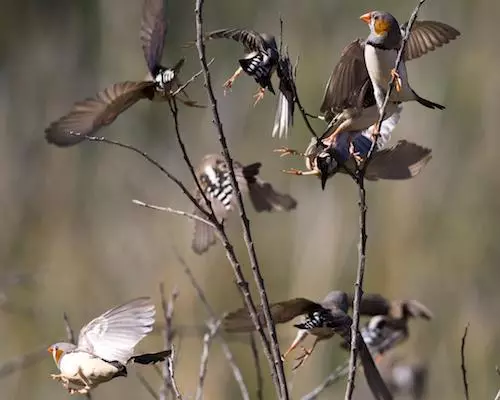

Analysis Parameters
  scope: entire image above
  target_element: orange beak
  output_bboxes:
[360,12,372,24]
[47,346,53,353]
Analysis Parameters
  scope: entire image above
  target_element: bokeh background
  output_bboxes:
[0,0,498,399]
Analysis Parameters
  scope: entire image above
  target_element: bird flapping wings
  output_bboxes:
[140,0,168,76]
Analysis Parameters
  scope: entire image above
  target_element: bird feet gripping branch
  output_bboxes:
[390,68,402,92]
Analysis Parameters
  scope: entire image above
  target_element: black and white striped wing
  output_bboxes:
[205,28,267,52]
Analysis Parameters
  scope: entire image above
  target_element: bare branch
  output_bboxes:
[136,371,160,400]
[167,347,182,400]
[194,1,288,397]
[302,361,349,400]
[345,2,427,399]
[249,333,264,400]
[172,247,250,400]
[132,199,215,228]
[461,323,470,400]
[195,320,221,400]
[171,58,215,97]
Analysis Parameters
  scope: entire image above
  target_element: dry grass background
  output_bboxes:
[0,0,499,399]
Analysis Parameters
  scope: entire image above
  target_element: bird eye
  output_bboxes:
[373,15,379,20]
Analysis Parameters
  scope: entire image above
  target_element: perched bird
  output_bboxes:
[204,29,279,104]
[277,106,432,189]
[47,298,170,395]
[223,291,392,400]
[319,14,459,146]
[191,154,297,254]
[45,0,201,147]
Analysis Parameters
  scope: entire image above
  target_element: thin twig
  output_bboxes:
[172,247,250,400]
[495,389,500,400]
[302,361,349,400]
[132,199,215,228]
[461,323,470,400]
[195,321,221,400]
[171,58,215,97]
[0,348,46,379]
[249,333,264,400]
[63,313,92,400]
[195,1,288,398]
[137,371,160,400]
[160,284,182,400]
[345,2,427,399]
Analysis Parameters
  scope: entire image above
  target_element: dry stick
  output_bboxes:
[344,2,427,399]
[63,313,92,400]
[460,323,470,400]
[249,333,264,400]
[159,285,180,400]
[194,1,288,398]
[160,285,183,400]
[171,58,215,97]
[302,361,349,400]
[195,321,221,400]
[172,247,250,400]
[137,371,161,400]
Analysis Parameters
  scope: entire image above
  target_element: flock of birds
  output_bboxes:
[42,0,461,397]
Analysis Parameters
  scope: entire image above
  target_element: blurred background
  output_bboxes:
[0,0,498,398]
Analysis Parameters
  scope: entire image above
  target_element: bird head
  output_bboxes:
[47,342,76,366]
[316,149,340,190]
[360,11,401,47]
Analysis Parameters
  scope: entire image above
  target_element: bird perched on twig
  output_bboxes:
[223,291,393,400]
[45,0,202,147]
[47,298,170,395]
[319,13,459,147]
[203,29,280,105]
[277,106,432,189]
[191,154,297,254]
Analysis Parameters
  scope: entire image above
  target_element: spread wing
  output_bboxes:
[206,28,267,52]
[320,39,370,118]
[223,298,320,332]
[140,0,167,75]
[77,297,156,364]
[45,81,154,147]
[402,21,460,61]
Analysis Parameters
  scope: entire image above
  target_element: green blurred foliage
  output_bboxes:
[0,0,498,399]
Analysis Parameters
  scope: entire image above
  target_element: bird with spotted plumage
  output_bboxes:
[191,154,297,254]
[44,0,202,147]
[47,298,170,395]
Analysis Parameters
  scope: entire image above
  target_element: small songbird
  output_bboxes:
[361,11,459,111]
[278,106,432,189]
[223,291,393,400]
[271,52,295,139]
[319,14,459,147]
[47,298,170,395]
[191,154,297,254]
[45,0,201,147]
[384,357,428,400]
[204,29,280,104]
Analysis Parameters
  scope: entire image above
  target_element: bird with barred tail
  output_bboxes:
[45,0,202,147]
[319,12,459,147]
[223,290,392,400]
[277,105,432,189]
[191,154,297,255]
[47,298,170,395]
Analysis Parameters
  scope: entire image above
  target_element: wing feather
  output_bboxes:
[140,0,167,74]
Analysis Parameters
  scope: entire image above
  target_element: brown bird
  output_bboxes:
[223,291,392,400]
[191,154,297,254]
[45,0,201,147]
[319,14,459,147]
[204,29,279,105]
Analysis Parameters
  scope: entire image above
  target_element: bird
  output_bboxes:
[271,51,296,139]
[47,297,170,395]
[319,13,459,147]
[191,154,297,254]
[384,357,428,400]
[277,105,432,189]
[45,0,202,147]
[223,291,393,400]
[203,29,280,105]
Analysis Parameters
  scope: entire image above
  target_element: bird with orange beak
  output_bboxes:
[47,298,170,395]
[319,11,459,147]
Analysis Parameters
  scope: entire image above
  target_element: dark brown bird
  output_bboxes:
[45,0,201,147]
[271,52,296,139]
[319,15,459,147]
[204,29,280,105]
[191,154,297,254]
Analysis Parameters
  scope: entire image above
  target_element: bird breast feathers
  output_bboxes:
[59,352,120,381]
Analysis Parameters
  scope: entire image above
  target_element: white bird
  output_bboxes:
[47,297,170,395]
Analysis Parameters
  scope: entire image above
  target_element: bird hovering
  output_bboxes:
[45,0,202,147]
[47,297,170,395]
[319,13,459,147]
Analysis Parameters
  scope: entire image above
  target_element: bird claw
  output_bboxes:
[253,88,265,106]
[282,168,305,175]
[274,147,303,158]
[292,346,312,370]
[349,142,364,165]
[390,69,402,92]
[223,78,234,95]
